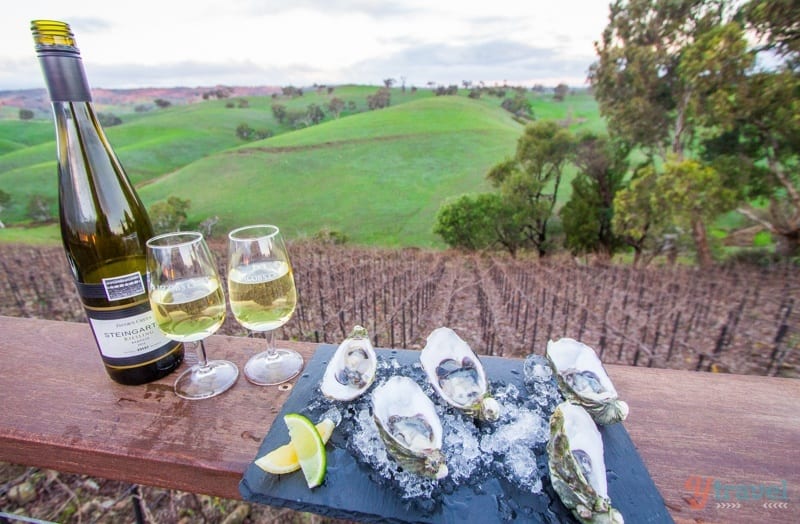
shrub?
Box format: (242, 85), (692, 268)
(236, 123), (272, 140)
(27, 194), (53, 222)
(367, 88), (391, 110)
(271, 104), (287, 123)
(97, 113), (122, 127)
(281, 86), (303, 98)
(313, 228), (349, 245)
(435, 85), (458, 96)
(500, 94), (533, 119)
(554, 83), (569, 101)
(327, 97), (345, 118)
(149, 196), (191, 233)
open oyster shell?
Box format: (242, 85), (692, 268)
(320, 326), (377, 401)
(371, 375), (448, 480)
(420, 327), (500, 422)
(548, 401), (624, 524)
(546, 338), (629, 425)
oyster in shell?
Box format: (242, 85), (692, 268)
(371, 376), (448, 479)
(546, 338), (629, 425)
(420, 327), (500, 422)
(548, 401), (624, 524)
(320, 326), (377, 401)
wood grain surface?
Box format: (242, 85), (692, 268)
(1, 316), (797, 523)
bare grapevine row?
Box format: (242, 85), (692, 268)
(0, 242), (796, 376)
(482, 258), (797, 375)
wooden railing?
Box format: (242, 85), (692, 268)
(0, 316), (797, 523)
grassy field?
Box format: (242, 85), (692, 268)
(0, 86), (601, 247)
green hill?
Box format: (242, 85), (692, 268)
(0, 87), (602, 247)
(0, 86), (434, 224)
(0, 119), (54, 156)
(139, 96), (523, 247)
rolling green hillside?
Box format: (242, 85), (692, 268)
(139, 96), (523, 247)
(0, 86), (435, 224)
(0, 87), (602, 247)
(0, 119), (54, 155)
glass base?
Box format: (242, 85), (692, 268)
(244, 349), (304, 385)
(174, 360), (239, 400)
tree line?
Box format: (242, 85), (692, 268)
(435, 0), (799, 266)
(235, 81), (559, 142)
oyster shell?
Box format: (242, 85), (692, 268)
(546, 338), (629, 425)
(548, 401), (624, 524)
(371, 376), (448, 479)
(420, 327), (500, 422)
(320, 326), (377, 401)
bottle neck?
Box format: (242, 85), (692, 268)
(37, 50), (92, 103)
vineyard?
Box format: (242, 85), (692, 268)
(2, 241), (797, 377)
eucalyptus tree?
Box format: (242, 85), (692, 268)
(434, 193), (524, 256)
(486, 120), (574, 257)
(561, 134), (629, 256)
(590, 0), (747, 266)
(704, 2), (800, 256)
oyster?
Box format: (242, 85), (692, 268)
(320, 326), (377, 401)
(420, 327), (500, 422)
(546, 338), (629, 425)
(548, 401), (624, 524)
(371, 376), (448, 479)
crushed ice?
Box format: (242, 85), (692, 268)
(305, 352), (562, 508)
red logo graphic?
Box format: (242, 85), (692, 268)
(685, 475), (790, 510)
(685, 475), (714, 510)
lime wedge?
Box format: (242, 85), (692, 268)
(254, 419), (334, 475)
(284, 413), (327, 488)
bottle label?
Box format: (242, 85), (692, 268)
(102, 272), (145, 301)
(77, 275), (177, 366)
(86, 304), (174, 364)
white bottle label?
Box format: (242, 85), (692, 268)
(102, 271), (146, 301)
(88, 309), (172, 360)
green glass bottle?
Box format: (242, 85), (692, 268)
(32, 20), (184, 385)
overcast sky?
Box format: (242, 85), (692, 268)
(2, 0), (611, 91)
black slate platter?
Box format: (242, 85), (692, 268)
(239, 345), (673, 523)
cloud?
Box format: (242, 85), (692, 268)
(11, 37), (595, 90)
(346, 39), (594, 86)
(82, 59), (326, 88)
(238, 0), (421, 18)
(463, 15), (534, 41)
(67, 17), (113, 34)
(3, 0), (607, 89)
(0, 57), (41, 90)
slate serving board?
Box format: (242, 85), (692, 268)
(239, 345), (673, 523)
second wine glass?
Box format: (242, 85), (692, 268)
(227, 225), (304, 385)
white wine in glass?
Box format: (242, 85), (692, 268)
(147, 232), (239, 399)
(227, 225), (304, 385)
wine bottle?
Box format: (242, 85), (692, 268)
(31, 20), (184, 385)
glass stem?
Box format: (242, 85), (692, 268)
(195, 340), (209, 368)
(263, 330), (277, 359)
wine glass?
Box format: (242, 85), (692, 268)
(146, 231), (239, 400)
(227, 225), (304, 385)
